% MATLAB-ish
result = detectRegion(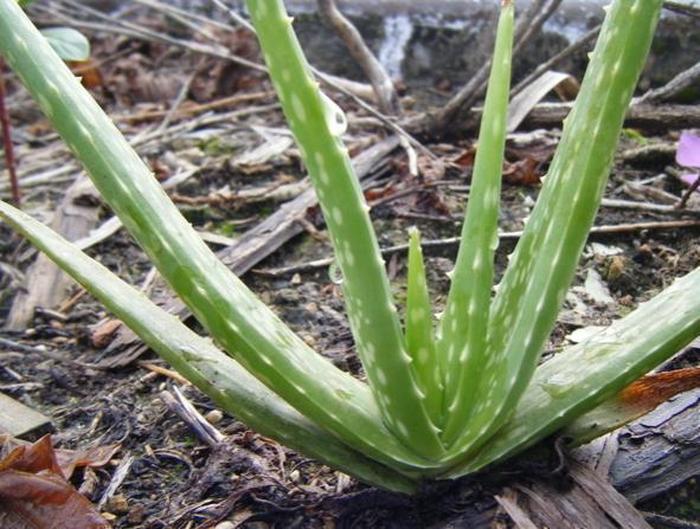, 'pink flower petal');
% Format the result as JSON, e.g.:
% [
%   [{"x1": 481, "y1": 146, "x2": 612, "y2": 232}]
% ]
[
  {"x1": 680, "y1": 173, "x2": 699, "y2": 191},
  {"x1": 677, "y1": 131, "x2": 700, "y2": 168}
]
